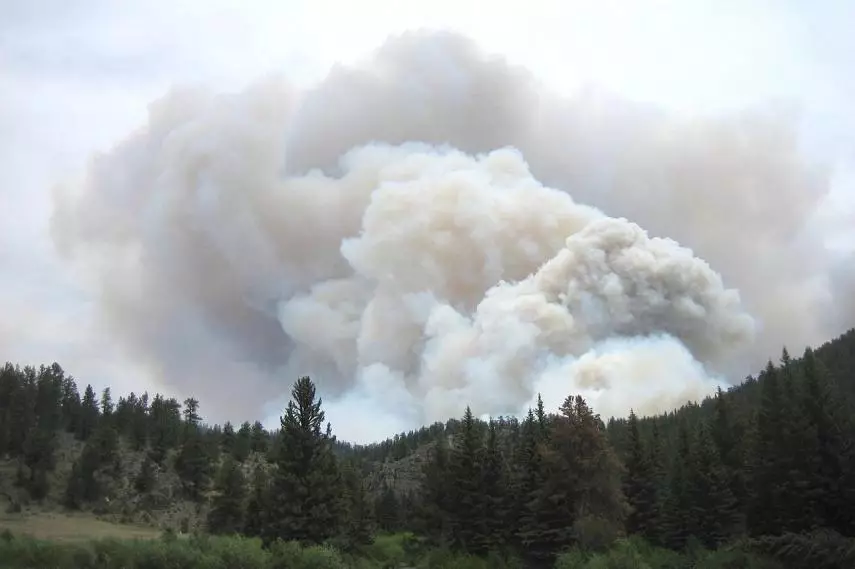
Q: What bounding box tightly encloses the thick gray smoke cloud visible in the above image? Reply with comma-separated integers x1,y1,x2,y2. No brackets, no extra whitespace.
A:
51,31,850,438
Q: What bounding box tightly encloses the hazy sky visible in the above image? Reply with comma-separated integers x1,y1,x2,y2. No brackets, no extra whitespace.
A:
2,0,854,436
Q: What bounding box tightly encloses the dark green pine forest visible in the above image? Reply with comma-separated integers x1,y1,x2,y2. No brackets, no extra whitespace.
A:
2,329,855,568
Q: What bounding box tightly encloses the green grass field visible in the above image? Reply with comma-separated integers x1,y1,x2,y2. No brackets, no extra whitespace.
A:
0,511,160,542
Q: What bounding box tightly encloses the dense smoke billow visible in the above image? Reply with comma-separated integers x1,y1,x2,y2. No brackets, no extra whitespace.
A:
51,30,851,440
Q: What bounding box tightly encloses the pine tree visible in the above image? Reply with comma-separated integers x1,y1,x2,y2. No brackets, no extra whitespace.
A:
21,428,56,497
134,454,156,494
623,410,657,542
90,418,119,475
420,434,452,542
60,377,81,435
148,395,181,464
747,360,790,536
660,420,693,549
514,408,548,555
207,455,247,534
711,386,746,516
264,376,343,545
24,365,61,500
65,442,103,506
535,393,549,440
647,418,667,545
9,366,37,459
447,406,486,552
77,384,99,441
233,421,252,462
338,460,375,550
129,392,149,451
182,398,200,432
561,396,627,543
221,421,235,455
0,364,20,456
800,347,855,534
64,459,85,509
686,421,739,548
375,483,400,532
243,464,269,538
174,398,212,499
522,395,626,562
100,387,113,418
479,420,509,553
778,348,813,532
34,364,64,435
250,421,267,453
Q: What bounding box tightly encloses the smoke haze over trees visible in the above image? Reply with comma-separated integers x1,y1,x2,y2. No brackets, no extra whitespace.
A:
46,31,855,440
2,327,855,566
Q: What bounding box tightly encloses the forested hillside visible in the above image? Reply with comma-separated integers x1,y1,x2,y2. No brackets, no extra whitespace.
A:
2,329,855,567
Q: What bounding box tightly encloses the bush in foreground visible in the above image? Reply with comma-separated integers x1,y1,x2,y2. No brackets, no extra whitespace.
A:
554,536,782,569
0,530,821,569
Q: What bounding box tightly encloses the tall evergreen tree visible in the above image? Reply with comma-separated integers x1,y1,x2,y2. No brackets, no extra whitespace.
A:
264,376,343,545
479,419,509,553
778,347,813,532
623,410,657,542
250,421,268,453
207,455,247,534
375,483,400,532
129,392,149,451
148,395,181,464
420,433,452,542
65,441,103,507
800,347,855,534
647,418,667,545
221,421,235,455
338,460,374,550
686,421,739,548
660,420,693,549
522,395,626,562
447,406,486,552
174,398,212,499
535,393,549,440
747,360,790,536
134,454,156,494
243,464,269,538
233,421,252,462
0,364,20,456
77,384,99,441
60,376,81,435
100,387,114,418
514,408,548,555
711,385,746,515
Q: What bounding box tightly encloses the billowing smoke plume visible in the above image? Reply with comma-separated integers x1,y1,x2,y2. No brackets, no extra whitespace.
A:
51,31,851,439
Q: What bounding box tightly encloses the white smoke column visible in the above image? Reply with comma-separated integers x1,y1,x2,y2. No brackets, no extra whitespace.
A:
51,31,848,439
530,334,728,419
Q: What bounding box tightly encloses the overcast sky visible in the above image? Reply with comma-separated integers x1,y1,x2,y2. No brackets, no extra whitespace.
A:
1,0,854,434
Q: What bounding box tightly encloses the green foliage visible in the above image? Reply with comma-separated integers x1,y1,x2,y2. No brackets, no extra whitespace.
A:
174,406,214,500
0,532,355,569
242,463,268,538
359,532,409,567
336,460,375,550
134,454,157,494
623,410,657,543
555,537,779,569
746,530,855,569
264,376,343,545
447,406,487,552
4,327,855,567
233,421,252,462
207,454,247,535
572,516,622,553
373,483,399,532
